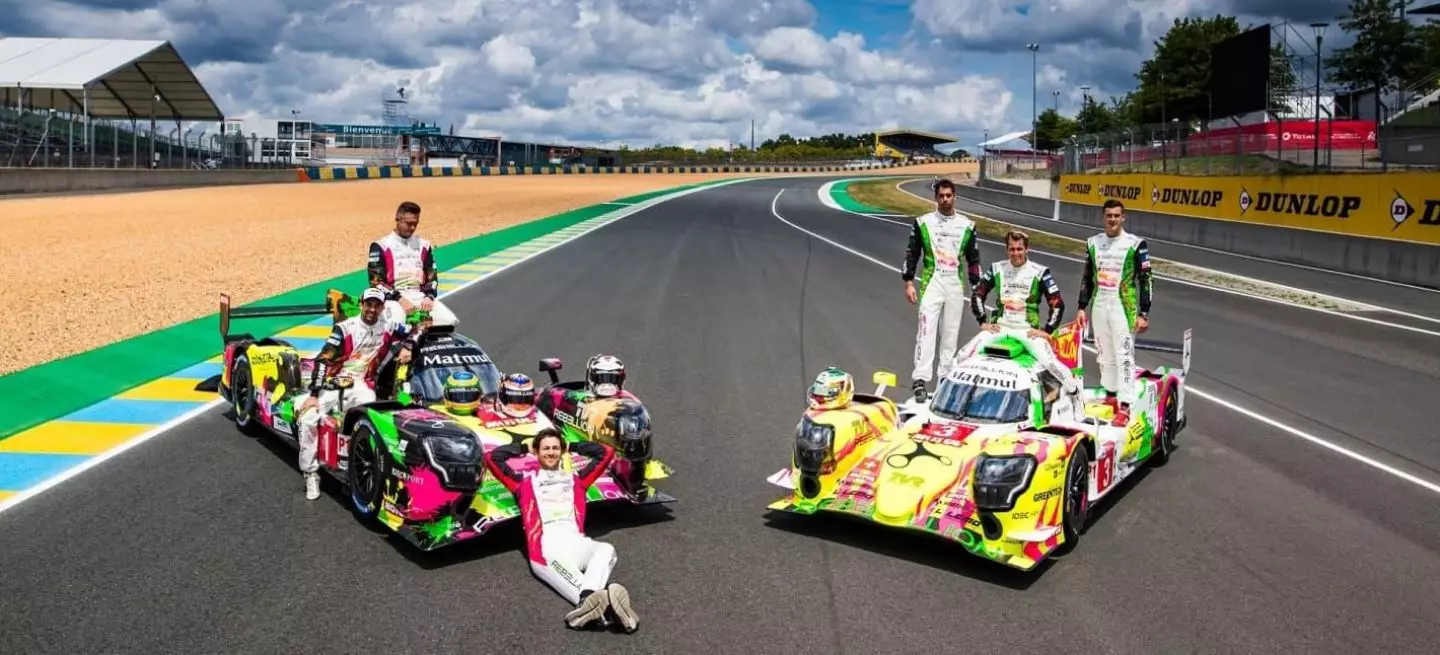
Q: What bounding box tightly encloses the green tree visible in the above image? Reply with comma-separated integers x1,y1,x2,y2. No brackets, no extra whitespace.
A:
1326,0,1420,116
1076,96,1118,135
1131,15,1243,124
1032,108,1077,151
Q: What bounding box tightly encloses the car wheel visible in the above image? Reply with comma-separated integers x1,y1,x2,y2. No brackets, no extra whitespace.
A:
1149,385,1178,467
348,419,385,518
231,354,260,436
1056,448,1090,555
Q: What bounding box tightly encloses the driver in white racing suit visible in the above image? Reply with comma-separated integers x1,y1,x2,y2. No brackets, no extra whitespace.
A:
484,429,640,633
963,230,1076,395
902,178,981,402
296,288,414,500
368,200,458,327
1075,199,1153,427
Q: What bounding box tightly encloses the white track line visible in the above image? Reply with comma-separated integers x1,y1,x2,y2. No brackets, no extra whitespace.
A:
771,187,1440,497
881,182,1440,338
897,181,1440,324
0,179,753,518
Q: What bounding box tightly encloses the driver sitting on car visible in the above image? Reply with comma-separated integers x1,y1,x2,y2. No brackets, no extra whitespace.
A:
962,229,1078,398
296,288,415,501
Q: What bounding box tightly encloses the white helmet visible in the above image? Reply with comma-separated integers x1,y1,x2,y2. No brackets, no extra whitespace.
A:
586,354,626,398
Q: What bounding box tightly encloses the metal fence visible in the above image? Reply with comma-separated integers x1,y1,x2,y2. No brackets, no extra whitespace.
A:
1048,115,1440,177
1,108,306,170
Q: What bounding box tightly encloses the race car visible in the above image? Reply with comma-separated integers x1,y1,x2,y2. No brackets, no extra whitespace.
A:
765,316,1191,571
196,290,674,551
532,357,675,500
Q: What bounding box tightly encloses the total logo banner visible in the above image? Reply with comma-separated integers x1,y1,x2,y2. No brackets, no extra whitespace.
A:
1057,172,1440,245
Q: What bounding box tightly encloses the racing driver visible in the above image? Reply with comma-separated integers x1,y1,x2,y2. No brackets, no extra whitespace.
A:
902,177,981,402
965,229,1075,395
484,429,640,633
296,288,414,500
1075,199,1153,427
368,200,458,328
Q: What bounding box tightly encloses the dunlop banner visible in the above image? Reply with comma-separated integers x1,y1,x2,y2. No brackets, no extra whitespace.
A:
1057,172,1440,246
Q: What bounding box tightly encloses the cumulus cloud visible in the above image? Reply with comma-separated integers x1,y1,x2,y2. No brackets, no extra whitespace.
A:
0,0,1008,148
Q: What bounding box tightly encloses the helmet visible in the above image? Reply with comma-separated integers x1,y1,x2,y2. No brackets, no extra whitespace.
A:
443,371,482,415
586,354,625,398
497,373,536,418
807,367,854,410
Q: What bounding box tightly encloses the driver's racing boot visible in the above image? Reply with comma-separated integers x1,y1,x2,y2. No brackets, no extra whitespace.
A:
304,472,320,501
565,588,611,629
605,583,639,633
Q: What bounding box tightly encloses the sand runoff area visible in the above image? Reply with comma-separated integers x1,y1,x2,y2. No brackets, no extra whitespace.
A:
0,162,976,374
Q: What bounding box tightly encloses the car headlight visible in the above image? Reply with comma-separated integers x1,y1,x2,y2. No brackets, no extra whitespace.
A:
421,434,484,491
614,412,652,460
972,454,1036,511
794,417,835,475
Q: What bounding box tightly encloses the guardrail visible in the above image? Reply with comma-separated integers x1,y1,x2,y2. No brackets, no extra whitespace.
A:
952,175,1440,289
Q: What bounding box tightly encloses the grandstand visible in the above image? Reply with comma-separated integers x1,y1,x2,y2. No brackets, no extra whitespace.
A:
0,37,273,169
874,129,958,161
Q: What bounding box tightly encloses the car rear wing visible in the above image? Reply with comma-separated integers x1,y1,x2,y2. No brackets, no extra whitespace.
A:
1083,322,1192,375
218,289,347,344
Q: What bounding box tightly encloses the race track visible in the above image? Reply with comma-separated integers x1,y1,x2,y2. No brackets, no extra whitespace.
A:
3,176,1439,653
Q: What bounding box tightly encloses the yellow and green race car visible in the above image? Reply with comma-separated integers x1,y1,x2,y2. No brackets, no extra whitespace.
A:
766,317,1191,571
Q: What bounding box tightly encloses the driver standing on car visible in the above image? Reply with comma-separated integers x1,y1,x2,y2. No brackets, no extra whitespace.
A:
1076,199,1153,428
484,429,640,633
368,200,459,327
295,288,414,500
966,229,1076,394
902,178,981,402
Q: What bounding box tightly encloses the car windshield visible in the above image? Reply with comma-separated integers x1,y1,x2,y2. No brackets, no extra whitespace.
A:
930,379,1031,424
407,338,503,405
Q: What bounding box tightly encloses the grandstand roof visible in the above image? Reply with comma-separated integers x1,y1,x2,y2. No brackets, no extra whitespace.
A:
0,37,223,121
1413,2,1440,14
875,128,959,145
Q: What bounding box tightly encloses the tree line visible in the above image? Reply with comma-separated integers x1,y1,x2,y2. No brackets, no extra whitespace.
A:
574,132,894,163
1026,1,1440,151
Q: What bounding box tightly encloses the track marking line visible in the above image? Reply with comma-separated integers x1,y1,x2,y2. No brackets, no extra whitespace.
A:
771,187,1440,497
895,181,1440,325
0,179,754,517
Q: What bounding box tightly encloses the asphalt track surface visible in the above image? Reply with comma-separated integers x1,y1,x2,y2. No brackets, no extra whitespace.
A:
895,179,1440,325
3,176,1440,653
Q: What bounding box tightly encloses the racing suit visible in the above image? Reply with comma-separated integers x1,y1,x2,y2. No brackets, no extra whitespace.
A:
296,314,412,474
1077,230,1152,407
368,232,458,327
964,258,1072,386
484,441,618,605
901,210,981,385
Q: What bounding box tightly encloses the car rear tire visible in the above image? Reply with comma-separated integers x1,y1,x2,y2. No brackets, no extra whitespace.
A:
1149,385,1178,467
348,419,385,519
231,354,260,437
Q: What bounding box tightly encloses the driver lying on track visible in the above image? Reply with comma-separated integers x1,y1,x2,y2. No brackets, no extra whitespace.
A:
483,429,641,633
295,288,415,500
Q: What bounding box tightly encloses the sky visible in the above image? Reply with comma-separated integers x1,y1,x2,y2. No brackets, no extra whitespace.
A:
0,0,1378,151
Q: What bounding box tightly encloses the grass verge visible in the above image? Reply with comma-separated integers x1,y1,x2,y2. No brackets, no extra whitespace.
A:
844,177,1370,312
